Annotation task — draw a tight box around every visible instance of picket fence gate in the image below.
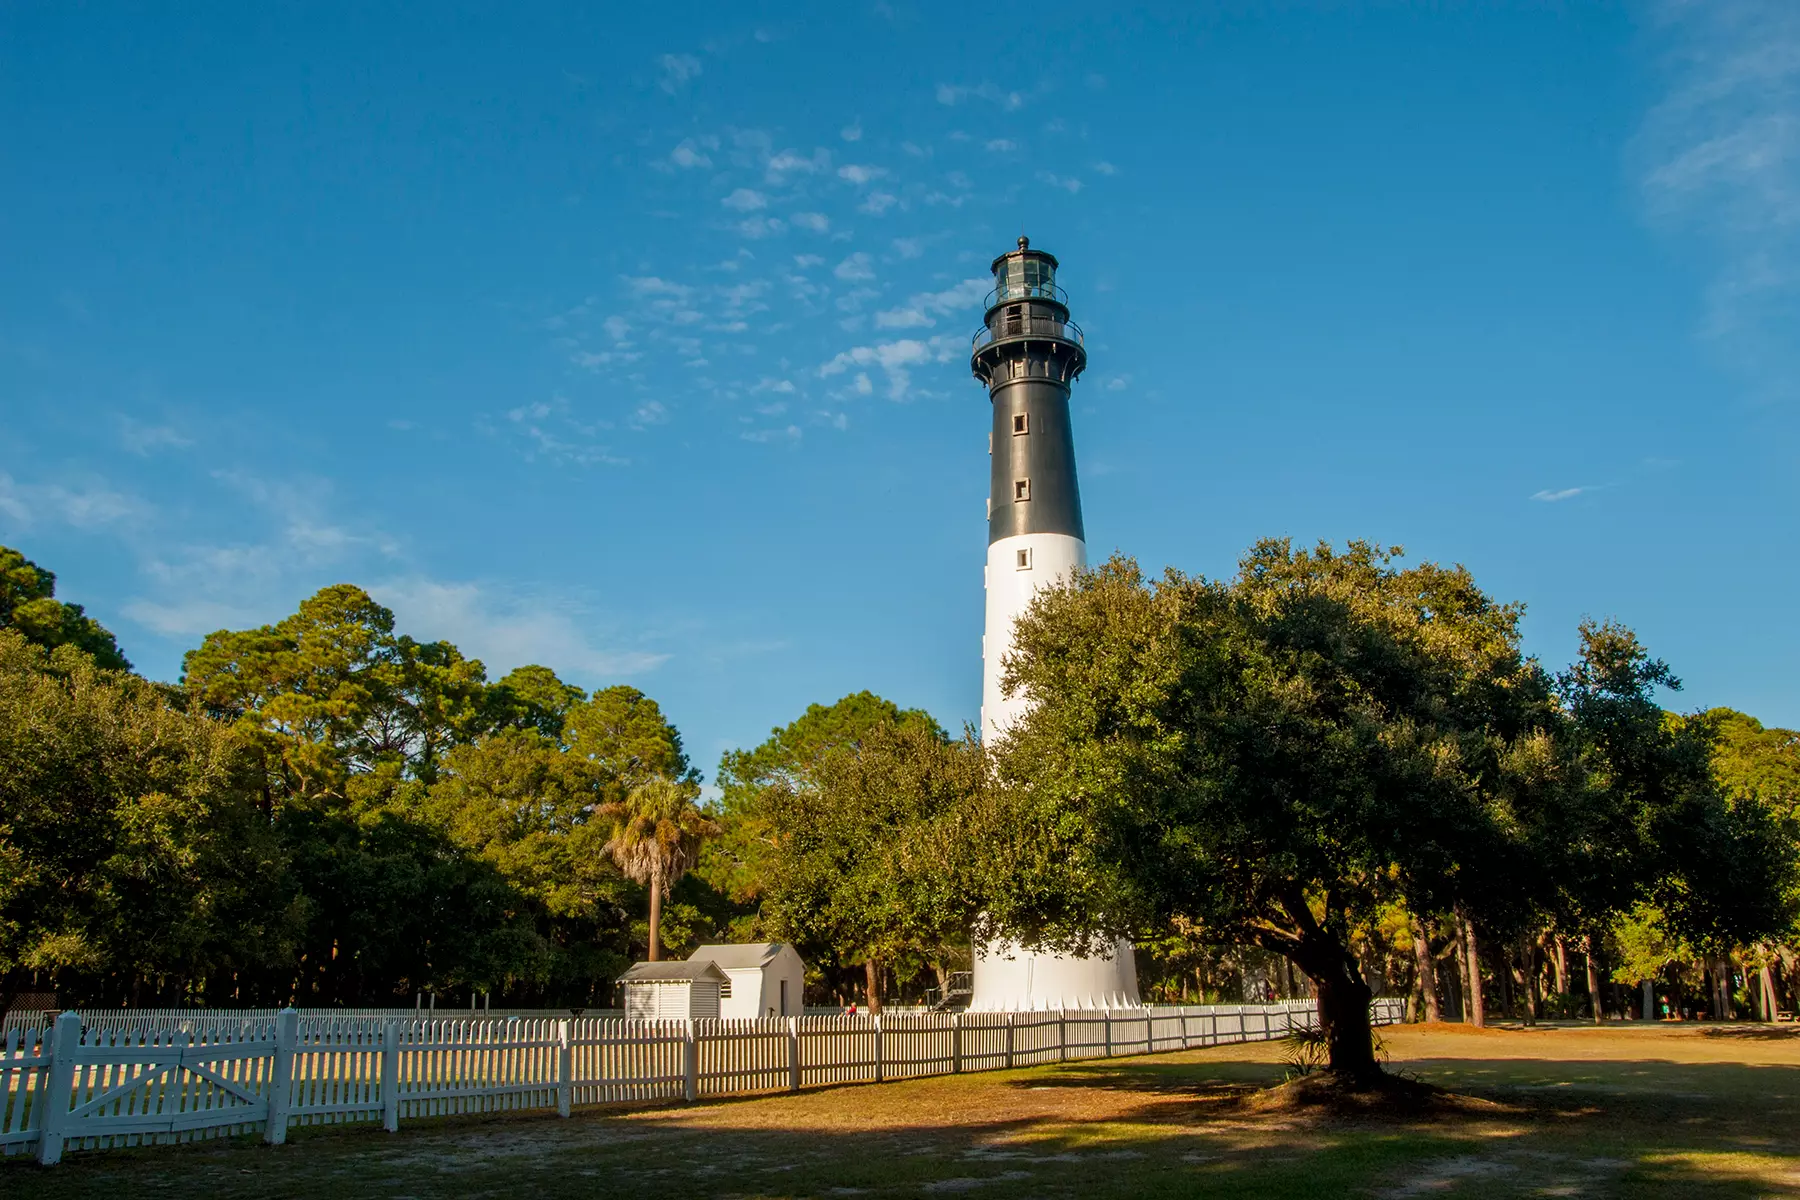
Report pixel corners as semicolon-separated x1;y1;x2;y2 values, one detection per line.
4;998;1406;1164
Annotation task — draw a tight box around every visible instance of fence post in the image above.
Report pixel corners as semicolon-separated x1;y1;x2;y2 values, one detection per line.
264;1008;298;1145
1058;1012;1067;1062
951;1013;963;1074
873;1014;884;1084
381;1019;402;1133
682;1021;698;1102
556;1019;572;1118
1003;1015;1015;1070
788;1016;801;1092
35;1011;82;1166
1104;1010;1113;1058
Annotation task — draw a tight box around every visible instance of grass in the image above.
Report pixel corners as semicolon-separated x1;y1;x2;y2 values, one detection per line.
11;1022;1800;1197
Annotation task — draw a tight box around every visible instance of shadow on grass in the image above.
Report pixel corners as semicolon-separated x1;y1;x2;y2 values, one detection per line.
7;1054;1800;1198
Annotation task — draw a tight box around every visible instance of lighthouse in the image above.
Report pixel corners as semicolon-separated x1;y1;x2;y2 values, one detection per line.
967;237;1140;1012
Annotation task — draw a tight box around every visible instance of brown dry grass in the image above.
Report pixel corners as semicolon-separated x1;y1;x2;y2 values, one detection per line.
12;1020;1800;1198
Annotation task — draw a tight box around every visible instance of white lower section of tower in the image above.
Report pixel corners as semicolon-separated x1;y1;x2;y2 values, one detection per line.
981;532;1087;739
972;531;1141;1013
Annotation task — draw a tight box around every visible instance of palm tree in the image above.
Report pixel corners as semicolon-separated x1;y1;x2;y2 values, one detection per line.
599;776;720;961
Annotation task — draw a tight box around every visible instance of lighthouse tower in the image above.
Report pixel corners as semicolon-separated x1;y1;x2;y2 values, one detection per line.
967;237;1140;1012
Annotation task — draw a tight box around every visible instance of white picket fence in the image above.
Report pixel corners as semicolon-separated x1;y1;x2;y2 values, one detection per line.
2;998;1406;1164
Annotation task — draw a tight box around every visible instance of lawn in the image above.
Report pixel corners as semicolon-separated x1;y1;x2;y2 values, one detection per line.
11;1022;1800;1197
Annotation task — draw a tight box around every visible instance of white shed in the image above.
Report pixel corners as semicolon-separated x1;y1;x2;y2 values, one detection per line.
618;960;727;1020
687;943;806;1020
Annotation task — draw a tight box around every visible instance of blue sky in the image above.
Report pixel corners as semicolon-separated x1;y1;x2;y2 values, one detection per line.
3;2;1797;777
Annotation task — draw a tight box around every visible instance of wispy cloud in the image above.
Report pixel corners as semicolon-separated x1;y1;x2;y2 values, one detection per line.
669;137;714;168
721;187;768;211
1530;487;1587;503
0;472;144;530
834;252;875;281
936;82;1024;110
791;212;830;233
1637;0;1800;387
874;278;988;329
657;53;702;94
818;335;961;400
118;417;192;456
837;163;887;185
375;577;670;680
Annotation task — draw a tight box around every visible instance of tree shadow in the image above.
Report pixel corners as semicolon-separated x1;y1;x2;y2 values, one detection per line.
9;1054;1800;1198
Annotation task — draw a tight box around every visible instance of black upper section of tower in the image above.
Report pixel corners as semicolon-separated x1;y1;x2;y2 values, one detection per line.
972;237;1087;546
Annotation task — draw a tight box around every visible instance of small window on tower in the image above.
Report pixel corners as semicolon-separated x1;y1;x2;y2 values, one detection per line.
1012;412;1029;436
1016;548;1032;570
1013;478;1030;502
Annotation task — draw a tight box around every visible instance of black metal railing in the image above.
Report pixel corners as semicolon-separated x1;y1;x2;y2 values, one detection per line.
985;281;1068;308
972;315;1084;352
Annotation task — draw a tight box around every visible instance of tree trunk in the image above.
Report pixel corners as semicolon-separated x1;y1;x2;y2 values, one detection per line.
1553;936;1569;996
1312;963;1378;1082
1762;962;1779;1022
864;958;883;1014
647;869;663;962
1521;935;1540;1025
1412;919;1441;1023
1643;977;1656;1021
1584;935;1603;1024
1452;927;1472;1023
1460;912;1486;1027
1716;958;1735;1021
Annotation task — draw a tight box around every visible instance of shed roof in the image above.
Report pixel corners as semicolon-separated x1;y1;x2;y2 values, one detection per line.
618;961;728;984
688;943;794;970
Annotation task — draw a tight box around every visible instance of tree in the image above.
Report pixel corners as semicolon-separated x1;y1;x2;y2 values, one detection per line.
182;584;490;805
0;629;290;1012
976;542;1542;1082
0;545;129;670
599;777;719;961
752;720;981;1011
566;686;699;806
711;692;944;906
485;665;587;742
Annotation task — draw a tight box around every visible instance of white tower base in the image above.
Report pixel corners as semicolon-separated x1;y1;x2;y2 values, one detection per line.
968;938;1141;1012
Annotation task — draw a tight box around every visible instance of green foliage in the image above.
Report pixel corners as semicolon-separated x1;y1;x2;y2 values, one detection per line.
709;691;943;907
182;584;491;802
0;629;290;1007
598;776;720;960
748;713;978;1001
0;546;130;670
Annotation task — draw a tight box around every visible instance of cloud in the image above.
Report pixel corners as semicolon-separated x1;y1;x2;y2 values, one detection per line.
1531;487;1587;503
118;417;192;456
741;424;802;443
657;53;702;94
603;315;632;342
0;472;143;530
858;191;898;215
736;216;785;239
1093;160;1118;176
841;123;862;142
1037;171;1083;194
791;211;830;233
500;396;627;467
765;148;829;180
892;237;924;259
721;187;768;211
936;83;1024;110
834;252;876;281
1637;1;1800;381
630;400;669;429
794;253;825;268
985;138;1018;152
818;334;961;400
375;578;670;679
670;138;713;168
837;164;887;185
874;277;989;329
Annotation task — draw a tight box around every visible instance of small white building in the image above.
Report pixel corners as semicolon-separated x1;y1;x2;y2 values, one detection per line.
618;960;727;1020
687;943;806;1019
